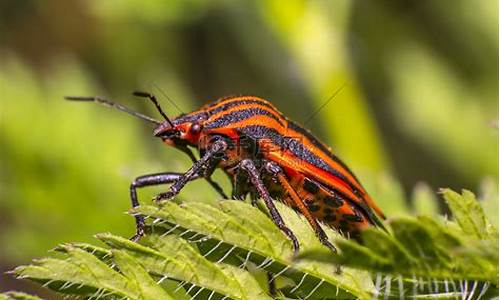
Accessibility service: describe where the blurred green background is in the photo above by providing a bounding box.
[0,0,497,297]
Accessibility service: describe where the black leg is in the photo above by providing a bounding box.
[265,162,337,253]
[177,144,228,199]
[154,139,228,202]
[239,159,300,254]
[267,272,277,297]
[130,172,202,241]
[230,165,250,201]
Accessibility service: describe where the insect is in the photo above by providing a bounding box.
[66,92,386,253]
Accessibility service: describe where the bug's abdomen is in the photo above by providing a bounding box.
[283,174,370,237]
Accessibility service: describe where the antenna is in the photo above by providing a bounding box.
[64,95,161,125]
[303,81,348,125]
[133,91,175,128]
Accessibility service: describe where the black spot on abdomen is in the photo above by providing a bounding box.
[306,202,321,212]
[343,214,363,223]
[303,178,320,194]
[324,196,343,208]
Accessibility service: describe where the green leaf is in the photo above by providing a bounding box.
[96,233,272,300]
[441,188,497,240]
[112,250,175,300]
[335,218,498,282]
[133,200,373,299]
[0,292,44,300]
[11,245,175,300]
[328,188,498,293]
[5,189,497,299]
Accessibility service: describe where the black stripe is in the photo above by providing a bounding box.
[205,108,285,129]
[287,121,362,186]
[238,125,349,182]
[173,111,209,125]
[208,98,282,117]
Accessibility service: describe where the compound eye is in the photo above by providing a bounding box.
[190,123,202,134]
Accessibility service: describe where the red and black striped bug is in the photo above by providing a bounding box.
[66,92,386,253]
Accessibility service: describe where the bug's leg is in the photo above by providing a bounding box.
[250,192,259,207]
[130,172,202,241]
[155,139,228,202]
[239,159,300,254]
[265,162,337,253]
[202,154,229,199]
[229,164,249,201]
[177,144,228,199]
[267,272,277,297]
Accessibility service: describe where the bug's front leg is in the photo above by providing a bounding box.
[130,172,202,241]
[177,144,228,199]
[239,159,300,254]
[154,139,228,203]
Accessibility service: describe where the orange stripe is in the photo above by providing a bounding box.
[215,116,284,131]
[267,150,362,207]
[222,117,364,193]
[207,103,285,125]
[285,127,365,193]
[206,96,279,112]
[277,173,322,230]
[275,149,386,219]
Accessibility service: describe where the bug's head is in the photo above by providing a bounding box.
[153,112,207,147]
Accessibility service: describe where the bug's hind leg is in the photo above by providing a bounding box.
[130,172,201,241]
[267,272,277,297]
[239,159,300,254]
[264,162,337,253]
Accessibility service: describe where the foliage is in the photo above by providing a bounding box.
[0,292,43,300]
[0,0,497,297]
[331,189,498,283]
[3,189,497,299]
